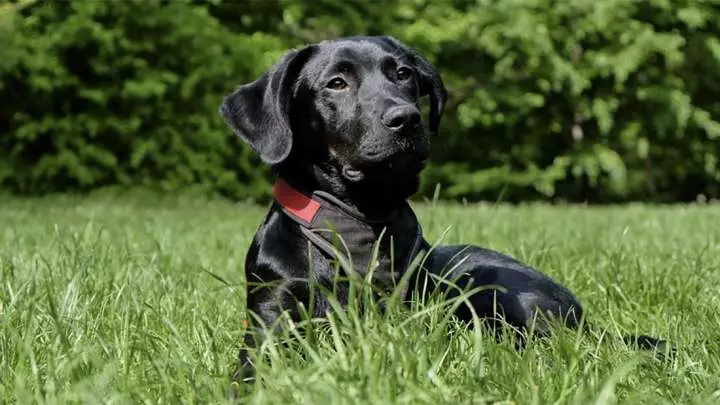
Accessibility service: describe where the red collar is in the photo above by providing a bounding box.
[272,178,321,224]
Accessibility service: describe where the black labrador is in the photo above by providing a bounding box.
[220,36,667,384]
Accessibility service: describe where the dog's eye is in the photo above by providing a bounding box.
[396,67,413,81]
[327,78,348,90]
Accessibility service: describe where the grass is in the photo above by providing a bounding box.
[1,191,719,404]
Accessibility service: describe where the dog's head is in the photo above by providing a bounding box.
[220,36,447,211]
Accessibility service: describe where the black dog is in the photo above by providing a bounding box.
[220,36,666,384]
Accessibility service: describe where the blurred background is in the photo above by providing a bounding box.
[1,0,718,204]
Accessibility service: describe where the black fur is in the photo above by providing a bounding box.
[220,36,668,387]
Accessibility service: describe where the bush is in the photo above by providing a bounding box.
[0,0,285,200]
[1,0,719,202]
[404,0,720,202]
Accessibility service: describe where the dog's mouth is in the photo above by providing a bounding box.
[342,149,428,183]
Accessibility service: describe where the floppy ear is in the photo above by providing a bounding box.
[414,53,448,135]
[219,46,316,164]
[380,37,448,135]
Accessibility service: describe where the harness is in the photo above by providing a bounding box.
[272,178,427,294]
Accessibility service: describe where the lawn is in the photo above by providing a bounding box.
[1,192,719,404]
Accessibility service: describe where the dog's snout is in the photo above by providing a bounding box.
[381,105,421,132]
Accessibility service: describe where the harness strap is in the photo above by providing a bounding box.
[271,178,426,285]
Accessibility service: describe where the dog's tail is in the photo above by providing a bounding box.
[580,321,675,359]
[539,307,675,357]
[559,306,675,357]
[622,333,673,352]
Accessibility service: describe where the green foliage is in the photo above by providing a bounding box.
[0,0,285,199]
[1,0,719,202]
[386,0,720,202]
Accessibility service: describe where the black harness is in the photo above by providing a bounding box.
[272,178,428,295]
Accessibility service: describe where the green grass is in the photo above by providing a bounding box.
[1,192,719,404]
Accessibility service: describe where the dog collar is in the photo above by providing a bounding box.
[271,178,428,292]
[272,178,322,224]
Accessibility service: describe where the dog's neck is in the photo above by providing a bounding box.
[271,176,426,290]
[277,161,416,220]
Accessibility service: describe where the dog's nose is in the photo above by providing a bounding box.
[382,105,421,132]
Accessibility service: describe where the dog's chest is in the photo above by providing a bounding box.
[270,181,426,295]
[284,202,424,293]
[310,205,422,281]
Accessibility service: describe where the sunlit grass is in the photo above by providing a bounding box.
[1,192,719,404]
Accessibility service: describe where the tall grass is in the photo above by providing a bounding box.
[1,193,719,404]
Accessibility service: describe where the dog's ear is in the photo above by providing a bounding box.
[380,37,448,135]
[415,54,448,135]
[220,46,316,165]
